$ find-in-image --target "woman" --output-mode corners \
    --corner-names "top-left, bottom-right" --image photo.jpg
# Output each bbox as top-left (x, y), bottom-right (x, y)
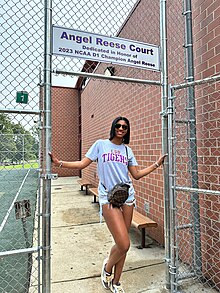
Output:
top-left (49, 116), bottom-right (167, 293)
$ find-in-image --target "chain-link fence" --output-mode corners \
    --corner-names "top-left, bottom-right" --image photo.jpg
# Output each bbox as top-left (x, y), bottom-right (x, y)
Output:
top-left (168, 76), bottom-right (220, 293)
top-left (0, 134), bottom-right (38, 166)
top-left (0, 168), bottom-right (40, 293)
top-left (2, 0), bottom-right (219, 292)
top-left (0, 130), bottom-right (41, 293)
top-left (1, 0), bottom-right (42, 291)
top-left (0, 117), bottom-right (41, 293)
top-left (52, 0), bottom-right (161, 84)
top-left (1, 0), bottom-right (163, 292)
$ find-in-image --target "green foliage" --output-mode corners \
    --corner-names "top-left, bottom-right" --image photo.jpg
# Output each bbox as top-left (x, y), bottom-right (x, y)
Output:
top-left (0, 114), bottom-right (39, 164)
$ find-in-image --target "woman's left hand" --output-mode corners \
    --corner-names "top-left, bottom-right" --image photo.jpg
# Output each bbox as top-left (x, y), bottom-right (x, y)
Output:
top-left (156, 153), bottom-right (168, 167)
top-left (48, 152), bottom-right (60, 166)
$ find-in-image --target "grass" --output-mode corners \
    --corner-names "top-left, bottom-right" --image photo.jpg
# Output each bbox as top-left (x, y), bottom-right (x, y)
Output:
top-left (0, 162), bottom-right (39, 170)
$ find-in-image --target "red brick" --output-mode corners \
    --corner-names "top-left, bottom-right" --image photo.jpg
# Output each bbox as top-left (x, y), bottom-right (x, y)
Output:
top-left (50, 0), bottom-right (220, 264)
top-left (51, 87), bottom-right (80, 177)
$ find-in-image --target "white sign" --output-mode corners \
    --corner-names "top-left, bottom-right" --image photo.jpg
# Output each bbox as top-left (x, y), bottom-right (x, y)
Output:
top-left (52, 26), bottom-right (160, 71)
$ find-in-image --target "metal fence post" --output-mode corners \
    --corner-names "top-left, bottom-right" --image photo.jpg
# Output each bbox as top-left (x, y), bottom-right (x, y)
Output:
top-left (42, 0), bottom-right (52, 292)
top-left (168, 86), bottom-right (178, 293)
top-left (184, 0), bottom-right (202, 275)
top-left (160, 0), bottom-right (170, 289)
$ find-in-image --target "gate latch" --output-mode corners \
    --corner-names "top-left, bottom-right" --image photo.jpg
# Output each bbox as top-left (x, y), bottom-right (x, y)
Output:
top-left (41, 173), bottom-right (58, 180)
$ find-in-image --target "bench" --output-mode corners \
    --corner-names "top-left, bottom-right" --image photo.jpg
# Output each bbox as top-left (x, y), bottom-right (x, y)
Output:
top-left (89, 187), bottom-right (99, 203)
top-left (132, 209), bottom-right (158, 248)
top-left (88, 187), bottom-right (158, 248)
top-left (77, 179), bottom-right (92, 195)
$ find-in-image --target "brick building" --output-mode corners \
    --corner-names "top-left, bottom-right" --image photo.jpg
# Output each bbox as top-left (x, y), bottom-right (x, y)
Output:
top-left (51, 3), bottom-right (220, 285)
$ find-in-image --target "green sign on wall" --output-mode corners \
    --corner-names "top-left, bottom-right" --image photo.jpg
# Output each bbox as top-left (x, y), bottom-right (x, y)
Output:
top-left (16, 91), bottom-right (28, 104)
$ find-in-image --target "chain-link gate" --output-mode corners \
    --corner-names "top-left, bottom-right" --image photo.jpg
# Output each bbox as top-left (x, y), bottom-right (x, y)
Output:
top-left (2, 0), bottom-right (219, 292)
top-left (168, 76), bottom-right (220, 293)
top-left (165, 1), bottom-right (220, 292)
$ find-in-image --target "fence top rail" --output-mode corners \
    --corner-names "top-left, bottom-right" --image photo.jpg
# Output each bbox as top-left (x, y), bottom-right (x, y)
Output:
top-left (175, 186), bottom-right (220, 196)
top-left (0, 108), bottom-right (41, 115)
top-left (170, 74), bottom-right (220, 91)
top-left (53, 69), bottom-right (162, 86)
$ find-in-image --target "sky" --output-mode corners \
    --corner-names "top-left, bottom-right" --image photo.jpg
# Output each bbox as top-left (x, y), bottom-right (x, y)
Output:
top-left (1, 0), bottom-right (138, 127)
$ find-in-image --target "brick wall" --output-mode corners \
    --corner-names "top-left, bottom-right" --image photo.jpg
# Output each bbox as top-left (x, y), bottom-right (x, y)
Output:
top-left (81, 81), bottom-right (164, 245)
top-left (193, 0), bottom-right (220, 286)
top-left (193, 0), bottom-right (220, 80)
top-left (79, 0), bottom-right (220, 251)
top-left (80, 0), bottom-right (165, 244)
top-left (51, 86), bottom-right (80, 177)
top-left (51, 0), bottom-right (220, 259)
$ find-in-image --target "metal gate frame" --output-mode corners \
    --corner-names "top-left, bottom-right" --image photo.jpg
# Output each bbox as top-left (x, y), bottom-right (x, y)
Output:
top-left (42, 1), bottom-right (168, 293)
top-left (160, 1), bottom-right (220, 292)
top-left (43, 1), bottom-right (220, 293)
top-left (3, 0), bottom-right (219, 290)
top-left (2, 0), bottom-right (168, 292)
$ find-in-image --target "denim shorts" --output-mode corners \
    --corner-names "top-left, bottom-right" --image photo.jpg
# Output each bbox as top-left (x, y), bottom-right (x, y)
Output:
top-left (98, 192), bottom-right (136, 222)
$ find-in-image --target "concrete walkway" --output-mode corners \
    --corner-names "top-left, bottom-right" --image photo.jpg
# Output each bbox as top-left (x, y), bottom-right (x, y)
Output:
top-left (51, 176), bottom-right (168, 293)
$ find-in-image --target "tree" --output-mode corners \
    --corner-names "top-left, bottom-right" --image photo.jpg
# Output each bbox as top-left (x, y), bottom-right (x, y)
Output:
top-left (12, 123), bottom-right (39, 163)
top-left (0, 114), bottom-right (39, 164)
top-left (0, 114), bottom-right (17, 163)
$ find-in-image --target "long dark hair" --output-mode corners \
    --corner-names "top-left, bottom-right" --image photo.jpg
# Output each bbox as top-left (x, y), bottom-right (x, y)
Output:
top-left (109, 116), bottom-right (130, 144)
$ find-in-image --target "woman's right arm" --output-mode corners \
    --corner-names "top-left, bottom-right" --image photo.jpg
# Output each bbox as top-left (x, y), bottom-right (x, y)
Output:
top-left (49, 152), bottom-right (92, 170)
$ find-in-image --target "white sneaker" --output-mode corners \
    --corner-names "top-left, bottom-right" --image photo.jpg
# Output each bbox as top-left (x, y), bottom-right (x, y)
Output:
top-left (110, 281), bottom-right (125, 293)
top-left (101, 258), bottom-right (112, 289)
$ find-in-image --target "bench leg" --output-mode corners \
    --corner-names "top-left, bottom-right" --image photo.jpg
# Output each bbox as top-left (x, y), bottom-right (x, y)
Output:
top-left (80, 186), bottom-right (83, 191)
top-left (93, 195), bottom-right (97, 203)
top-left (85, 185), bottom-right (89, 195)
top-left (141, 228), bottom-right (146, 248)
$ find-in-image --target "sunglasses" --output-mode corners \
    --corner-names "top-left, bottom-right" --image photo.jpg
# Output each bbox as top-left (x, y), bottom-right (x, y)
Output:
top-left (115, 123), bottom-right (128, 130)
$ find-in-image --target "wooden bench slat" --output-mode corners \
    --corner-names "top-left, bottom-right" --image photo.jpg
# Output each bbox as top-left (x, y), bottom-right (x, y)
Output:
top-left (132, 210), bottom-right (157, 248)
top-left (89, 187), bottom-right (99, 203)
top-left (132, 210), bottom-right (158, 229)
top-left (89, 187), bottom-right (98, 193)
top-left (77, 179), bottom-right (92, 195)
top-left (77, 179), bottom-right (92, 186)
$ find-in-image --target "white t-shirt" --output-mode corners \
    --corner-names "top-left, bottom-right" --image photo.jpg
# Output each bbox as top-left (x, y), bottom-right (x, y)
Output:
top-left (85, 139), bottom-right (138, 196)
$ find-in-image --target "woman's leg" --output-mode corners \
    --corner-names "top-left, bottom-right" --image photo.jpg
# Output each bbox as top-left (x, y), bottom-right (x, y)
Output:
top-left (102, 203), bottom-right (134, 283)
top-left (113, 204), bottom-right (134, 283)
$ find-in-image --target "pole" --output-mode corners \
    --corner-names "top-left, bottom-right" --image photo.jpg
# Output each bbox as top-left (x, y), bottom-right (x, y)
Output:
top-left (168, 86), bottom-right (178, 292)
top-left (184, 0), bottom-right (202, 275)
top-left (22, 134), bottom-right (25, 168)
top-left (160, 0), bottom-right (170, 289)
top-left (22, 218), bottom-right (32, 293)
top-left (42, 0), bottom-right (52, 292)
